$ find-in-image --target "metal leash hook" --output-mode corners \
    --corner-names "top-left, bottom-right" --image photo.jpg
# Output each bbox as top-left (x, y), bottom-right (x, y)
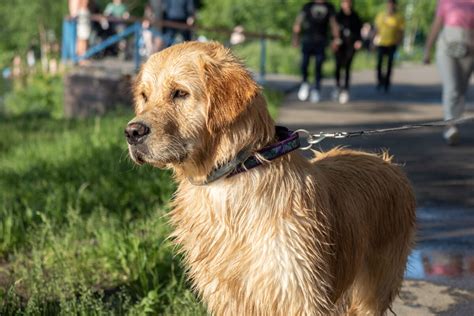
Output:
top-left (307, 134), bottom-right (327, 146)
top-left (331, 131), bottom-right (350, 139)
top-left (293, 129), bottom-right (327, 150)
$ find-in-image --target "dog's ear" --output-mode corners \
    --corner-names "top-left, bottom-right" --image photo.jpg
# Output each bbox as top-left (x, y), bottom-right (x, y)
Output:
top-left (200, 43), bottom-right (260, 132)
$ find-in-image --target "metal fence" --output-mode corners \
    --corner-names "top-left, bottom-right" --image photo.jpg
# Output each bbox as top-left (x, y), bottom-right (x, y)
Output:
top-left (61, 15), bottom-right (283, 81)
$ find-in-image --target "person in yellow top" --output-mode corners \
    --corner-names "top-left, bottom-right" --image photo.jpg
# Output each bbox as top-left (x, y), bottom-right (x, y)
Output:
top-left (374, 0), bottom-right (405, 92)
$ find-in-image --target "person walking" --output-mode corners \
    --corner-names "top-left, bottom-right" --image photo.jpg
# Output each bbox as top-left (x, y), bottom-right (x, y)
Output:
top-left (293, 0), bottom-right (340, 103)
top-left (103, 0), bottom-right (129, 19)
top-left (69, 0), bottom-right (91, 62)
top-left (163, 0), bottom-right (196, 46)
top-left (333, 0), bottom-right (362, 104)
top-left (424, 0), bottom-right (474, 145)
top-left (374, 0), bottom-right (404, 93)
top-left (103, 0), bottom-right (130, 58)
top-left (142, 1), bottom-right (166, 56)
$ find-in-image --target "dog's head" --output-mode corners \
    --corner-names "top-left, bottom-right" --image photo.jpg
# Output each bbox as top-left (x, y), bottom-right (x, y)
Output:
top-left (125, 42), bottom-right (274, 179)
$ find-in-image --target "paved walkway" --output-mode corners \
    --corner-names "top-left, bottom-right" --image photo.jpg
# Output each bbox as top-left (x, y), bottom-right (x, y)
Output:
top-left (275, 64), bottom-right (474, 209)
top-left (271, 64), bottom-right (474, 315)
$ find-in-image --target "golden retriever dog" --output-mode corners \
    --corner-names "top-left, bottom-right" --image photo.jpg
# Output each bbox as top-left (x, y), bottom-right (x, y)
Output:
top-left (125, 41), bottom-right (416, 316)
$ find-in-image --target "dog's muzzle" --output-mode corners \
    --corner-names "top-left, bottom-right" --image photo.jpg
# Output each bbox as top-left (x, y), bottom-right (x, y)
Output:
top-left (125, 122), bottom-right (150, 145)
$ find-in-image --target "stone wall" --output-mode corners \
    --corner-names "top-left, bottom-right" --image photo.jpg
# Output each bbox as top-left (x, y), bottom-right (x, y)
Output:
top-left (64, 66), bottom-right (134, 118)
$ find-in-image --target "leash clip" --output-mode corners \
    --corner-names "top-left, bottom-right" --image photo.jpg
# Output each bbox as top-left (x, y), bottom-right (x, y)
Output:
top-left (294, 129), bottom-right (325, 150)
top-left (333, 132), bottom-right (349, 139)
top-left (294, 129), bottom-right (349, 150)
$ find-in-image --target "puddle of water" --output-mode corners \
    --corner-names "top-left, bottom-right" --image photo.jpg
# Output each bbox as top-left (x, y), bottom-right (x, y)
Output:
top-left (405, 206), bottom-right (474, 280)
top-left (405, 249), bottom-right (474, 279)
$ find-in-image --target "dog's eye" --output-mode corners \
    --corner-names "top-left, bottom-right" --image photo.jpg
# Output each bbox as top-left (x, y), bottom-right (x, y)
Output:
top-left (172, 89), bottom-right (189, 100)
top-left (141, 92), bottom-right (148, 103)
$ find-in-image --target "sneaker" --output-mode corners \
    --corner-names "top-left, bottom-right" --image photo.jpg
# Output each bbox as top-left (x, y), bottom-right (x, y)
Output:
top-left (309, 89), bottom-right (321, 103)
top-left (297, 82), bottom-right (310, 101)
top-left (443, 126), bottom-right (460, 146)
top-left (338, 90), bottom-right (350, 104)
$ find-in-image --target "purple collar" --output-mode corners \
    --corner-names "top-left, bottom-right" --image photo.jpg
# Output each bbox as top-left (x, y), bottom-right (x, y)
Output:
top-left (188, 126), bottom-right (300, 185)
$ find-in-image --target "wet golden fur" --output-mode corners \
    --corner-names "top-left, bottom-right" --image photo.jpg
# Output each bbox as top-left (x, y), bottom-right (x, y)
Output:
top-left (126, 42), bottom-right (416, 315)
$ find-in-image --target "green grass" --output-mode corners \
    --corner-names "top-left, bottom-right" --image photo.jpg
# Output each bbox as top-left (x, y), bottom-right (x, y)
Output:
top-left (0, 111), bottom-right (205, 315)
top-left (263, 89), bottom-right (283, 119)
top-left (1, 73), bottom-right (63, 119)
top-left (0, 74), bottom-right (282, 314)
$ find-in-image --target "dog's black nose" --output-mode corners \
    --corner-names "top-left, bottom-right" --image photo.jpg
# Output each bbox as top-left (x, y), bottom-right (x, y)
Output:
top-left (125, 122), bottom-right (150, 145)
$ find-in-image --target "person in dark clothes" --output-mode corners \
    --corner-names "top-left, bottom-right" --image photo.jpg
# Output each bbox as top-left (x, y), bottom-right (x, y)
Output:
top-left (333, 0), bottom-right (362, 104)
top-left (163, 0), bottom-right (195, 45)
top-left (293, 0), bottom-right (340, 103)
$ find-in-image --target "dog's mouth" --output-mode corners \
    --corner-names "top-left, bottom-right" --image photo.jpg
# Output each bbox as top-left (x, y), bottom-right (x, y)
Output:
top-left (128, 143), bottom-right (189, 168)
top-left (129, 147), bottom-right (148, 165)
top-left (134, 153), bottom-right (146, 165)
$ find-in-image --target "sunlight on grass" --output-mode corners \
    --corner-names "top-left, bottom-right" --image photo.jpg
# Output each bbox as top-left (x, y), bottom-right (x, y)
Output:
top-left (0, 111), bottom-right (207, 315)
top-left (0, 83), bottom-right (282, 314)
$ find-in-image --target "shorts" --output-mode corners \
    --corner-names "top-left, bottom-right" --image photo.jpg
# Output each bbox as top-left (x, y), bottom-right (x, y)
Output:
top-left (77, 9), bottom-right (91, 40)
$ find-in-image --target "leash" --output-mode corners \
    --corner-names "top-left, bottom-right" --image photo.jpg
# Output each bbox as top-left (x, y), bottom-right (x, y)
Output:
top-left (187, 116), bottom-right (474, 185)
top-left (294, 116), bottom-right (474, 150)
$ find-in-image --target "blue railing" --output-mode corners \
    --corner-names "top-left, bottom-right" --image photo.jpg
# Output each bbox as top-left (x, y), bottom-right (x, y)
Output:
top-left (61, 18), bottom-right (142, 71)
top-left (61, 17), bottom-right (275, 81)
top-left (61, 18), bottom-right (77, 62)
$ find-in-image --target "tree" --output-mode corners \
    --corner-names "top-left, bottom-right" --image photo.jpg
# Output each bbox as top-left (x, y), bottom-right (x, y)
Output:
top-left (198, 0), bottom-right (435, 41)
top-left (0, 0), bottom-right (67, 66)
top-left (399, 0), bottom-right (437, 50)
top-left (199, 0), bottom-right (307, 39)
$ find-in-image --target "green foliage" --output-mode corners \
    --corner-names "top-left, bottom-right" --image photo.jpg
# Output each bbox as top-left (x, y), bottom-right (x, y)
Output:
top-left (0, 110), bottom-right (196, 314)
top-left (200, 0), bottom-right (305, 39)
top-left (349, 0), bottom-right (384, 23)
top-left (1, 206), bottom-right (205, 315)
top-left (399, 0), bottom-right (437, 39)
top-left (0, 83), bottom-right (282, 314)
top-left (2, 73), bottom-right (64, 118)
top-left (234, 41), bottom-right (301, 75)
top-left (0, 113), bottom-right (174, 252)
top-left (234, 40), bottom-right (375, 80)
top-left (263, 90), bottom-right (284, 119)
top-left (198, 0), bottom-right (435, 40)
top-left (0, 0), bottom-right (67, 55)
top-left (0, 0), bottom-right (437, 71)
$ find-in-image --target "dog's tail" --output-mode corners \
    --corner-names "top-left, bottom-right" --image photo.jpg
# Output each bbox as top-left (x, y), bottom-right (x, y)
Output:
top-left (311, 147), bottom-right (394, 164)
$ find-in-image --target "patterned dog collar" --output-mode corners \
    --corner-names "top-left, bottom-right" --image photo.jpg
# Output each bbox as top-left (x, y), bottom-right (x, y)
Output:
top-left (228, 126), bottom-right (300, 177)
top-left (188, 126), bottom-right (301, 185)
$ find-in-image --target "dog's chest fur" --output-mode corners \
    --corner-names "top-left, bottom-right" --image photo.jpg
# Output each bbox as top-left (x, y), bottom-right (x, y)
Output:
top-left (169, 168), bottom-right (334, 315)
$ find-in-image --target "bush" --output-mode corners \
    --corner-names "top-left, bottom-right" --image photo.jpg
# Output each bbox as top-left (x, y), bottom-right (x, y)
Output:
top-left (3, 73), bottom-right (63, 118)
top-left (233, 40), bottom-right (301, 75)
